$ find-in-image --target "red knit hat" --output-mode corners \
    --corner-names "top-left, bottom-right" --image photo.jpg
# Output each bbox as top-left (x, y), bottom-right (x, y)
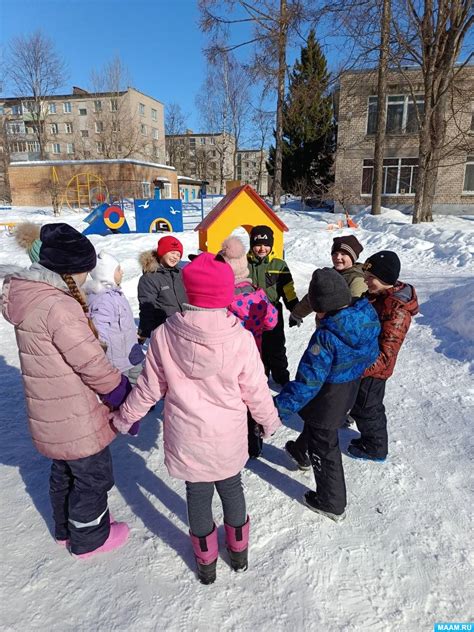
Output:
top-left (182, 252), bottom-right (235, 308)
top-left (157, 235), bottom-right (183, 259)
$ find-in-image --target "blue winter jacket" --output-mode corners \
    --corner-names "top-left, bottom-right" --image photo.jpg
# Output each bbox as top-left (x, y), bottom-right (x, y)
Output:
top-left (276, 298), bottom-right (380, 419)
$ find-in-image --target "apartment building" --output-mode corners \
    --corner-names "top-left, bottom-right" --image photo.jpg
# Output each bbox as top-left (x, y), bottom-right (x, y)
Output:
top-left (165, 130), bottom-right (235, 195)
top-left (334, 65), bottom-right (474, 214)
top-left (236, 149), bottom-right (269, 196)
top-left (0, 86), bottom-right (166, 200)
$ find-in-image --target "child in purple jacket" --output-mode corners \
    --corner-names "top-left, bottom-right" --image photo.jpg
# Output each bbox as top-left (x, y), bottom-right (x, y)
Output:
top-left (220, 236), bottom-right (277, 457)
top-left (86, 251), bottom-right (145, 385)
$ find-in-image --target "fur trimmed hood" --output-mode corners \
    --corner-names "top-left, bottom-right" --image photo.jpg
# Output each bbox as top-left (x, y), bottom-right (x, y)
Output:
top-left (139, 250), bottom-right (161, 273)
top-left (14, 223), bottom-right (42, 263)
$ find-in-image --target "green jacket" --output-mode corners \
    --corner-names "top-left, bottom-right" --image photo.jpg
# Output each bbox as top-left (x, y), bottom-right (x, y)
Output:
top-left (247, 251), bottom-right (298, 310)
top-left (292, 263), bottom-right (367, 320)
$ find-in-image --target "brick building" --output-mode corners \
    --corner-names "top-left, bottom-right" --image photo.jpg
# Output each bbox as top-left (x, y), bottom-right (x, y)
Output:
top-left (0, 86), bottom-right (166, 201)
top-left (8, 159), bottom-right (177, 208)
top-left (236, 149), bottom-right (270, 196)
top-left (165, 130), bottom-right (235, 195)
top-left (334, 65), bottom-right (474, 214)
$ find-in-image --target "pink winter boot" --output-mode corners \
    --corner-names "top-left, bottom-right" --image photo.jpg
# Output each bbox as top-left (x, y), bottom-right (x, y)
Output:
top-left (56, 513), bottom-right (116, 548)
top-left (72, 522), bottom-right (129, 560)
top-left (224, 517), bottom-right (250, 572)
top-left (190, 525), bottom-right (219, 585)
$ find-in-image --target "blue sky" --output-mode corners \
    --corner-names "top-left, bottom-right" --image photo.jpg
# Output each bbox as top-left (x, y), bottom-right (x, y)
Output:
top-left (0, 0), bottom-right (330, 136)
top-left (0, 0), bottom-right (211, 129)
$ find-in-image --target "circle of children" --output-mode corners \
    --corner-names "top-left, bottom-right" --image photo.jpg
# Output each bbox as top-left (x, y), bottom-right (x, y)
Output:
top-left (2, 221), bottom-right (418, 585)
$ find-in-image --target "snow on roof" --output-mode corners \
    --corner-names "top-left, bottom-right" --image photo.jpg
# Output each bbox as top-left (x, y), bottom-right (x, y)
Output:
top-left (9, 158), bottom-right (176, 171)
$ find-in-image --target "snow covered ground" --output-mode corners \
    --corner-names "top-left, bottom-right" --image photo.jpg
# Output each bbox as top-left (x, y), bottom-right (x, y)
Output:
top-left (0, 205), bottom-right (473, 632)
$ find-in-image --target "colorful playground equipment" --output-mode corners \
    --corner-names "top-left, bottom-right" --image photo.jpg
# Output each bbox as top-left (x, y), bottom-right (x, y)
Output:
top-left (83, 197), bottom-right (183, 236)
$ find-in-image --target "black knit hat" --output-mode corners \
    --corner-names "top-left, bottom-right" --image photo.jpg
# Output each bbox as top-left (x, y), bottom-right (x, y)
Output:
top-left (250, 225), bottom-right (274, 249)
top-left (363, 250), bottom-right (400, 285)
top-left (39, 223), bottom-right (97, 274)
top-left (308, 267), bottom-right (352, 313)
top-left (331, 235), bottom-right (363, 263)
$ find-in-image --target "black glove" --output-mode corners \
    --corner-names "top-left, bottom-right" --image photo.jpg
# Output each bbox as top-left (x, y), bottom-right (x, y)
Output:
top-left (289, 314), bottom-right (302, 328)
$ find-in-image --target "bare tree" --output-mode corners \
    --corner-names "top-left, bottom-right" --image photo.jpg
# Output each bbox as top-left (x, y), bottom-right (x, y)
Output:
top-left (393, 0), bottom-right (473, 223)
top-left (250, 103), bottom-right (274, 193)
top-left (165, 103), bottom-right (188, 167)
top-left (75, 56), bottom-right (147, 160)
top-left (199, 0), bottom-right (322, 210)
top-left (371, 0), bottom-right (392, 215)
top-left (6, 30), bottom-right (67, 159)
top-left (196, 61), bottom-right (236, 193)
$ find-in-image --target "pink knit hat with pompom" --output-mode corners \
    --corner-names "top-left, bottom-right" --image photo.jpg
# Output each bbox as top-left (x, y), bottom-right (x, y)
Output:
top-left (219, 236), bottom-right (251, 283)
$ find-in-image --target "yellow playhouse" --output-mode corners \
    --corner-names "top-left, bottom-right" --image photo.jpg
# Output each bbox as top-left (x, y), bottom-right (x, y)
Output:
top-left (195, 184), bottom-right (289, 258)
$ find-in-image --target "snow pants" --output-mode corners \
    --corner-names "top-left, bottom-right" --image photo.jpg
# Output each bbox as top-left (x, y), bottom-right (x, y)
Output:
top-left (350, 377), bottom-right (388, 458)
top-left (49, 446), bottom-right (114, 554)
top-left (262, 302), bottom-right (290, 385)
top-left (185, 473), bottom-right (247, 538)
top-left (295, 380), bottom-right (362, 515)
top-left (247, 410), bottom-right (263, 458)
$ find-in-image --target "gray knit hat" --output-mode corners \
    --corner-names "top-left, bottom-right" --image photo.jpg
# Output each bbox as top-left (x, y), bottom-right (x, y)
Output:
top-left (308, 267), bottom-right (352, 313)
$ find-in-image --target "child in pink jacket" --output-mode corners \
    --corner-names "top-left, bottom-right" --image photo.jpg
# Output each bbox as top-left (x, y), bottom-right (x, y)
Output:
top-left (113, 252), bottom-right (281, 585)
top-left (2, 224), bottom-right (131, 559)
top-left (219, 235), bottom-right (278, 458)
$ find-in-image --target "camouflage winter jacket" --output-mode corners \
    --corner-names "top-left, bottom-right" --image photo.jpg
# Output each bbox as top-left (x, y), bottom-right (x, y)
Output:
top-left (363, 282), bottom-right (419, 380)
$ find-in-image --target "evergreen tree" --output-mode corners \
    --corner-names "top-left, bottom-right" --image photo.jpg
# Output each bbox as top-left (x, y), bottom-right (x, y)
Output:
top-left (268, 31), bottom-right (334, 198)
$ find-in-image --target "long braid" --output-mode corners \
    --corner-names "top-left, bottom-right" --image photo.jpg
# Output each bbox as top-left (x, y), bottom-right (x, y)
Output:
top-left (61, 273), bottom-right (101, 341)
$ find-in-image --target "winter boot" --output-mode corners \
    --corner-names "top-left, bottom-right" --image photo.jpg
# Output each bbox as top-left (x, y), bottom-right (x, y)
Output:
top-left (190, 526), bottom-right (218, 585)
top-left (72, 522), bottom-right (130, 559)
top-left (303, 491), bottom-right (346, 523)
top-left (56, 512), bottom-right (115, 548)
top-left (347, 443), bottom-right (387, 462)
top-left (285, 440), bottom-right (311, 471)
top-left (224, 517), bottom-right (250, 572)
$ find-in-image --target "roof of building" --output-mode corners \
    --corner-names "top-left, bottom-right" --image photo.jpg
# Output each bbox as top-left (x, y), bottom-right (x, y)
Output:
top-left (195, 184), bottom-right (288, 232)
top-left (1, 86), bottom-right (164, 104)
top-left (9, 158), bottom-right (176, 171)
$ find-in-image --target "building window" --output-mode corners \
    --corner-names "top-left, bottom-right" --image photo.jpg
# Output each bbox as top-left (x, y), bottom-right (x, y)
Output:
top-left (152, 128), bottom-right (159, 140)
top-left (95, 121), bottom-right (104, 133)
top-left (9, 141), bottom-right (26, 153)
top-left (112, 121), bottom-right (120, 132)
top-left (65, 122), bottom-right (73, 134)
top-left (63, 102), bottom-right (72, 113)
top-left (81, 130), bottom-right (89, 138)
top-left (367, 95), bottom-right (424, 135)
top-left (142, 182), bottom-right (151, 198)
top-left (139, 103), bottom-right (145, 116)
top-left (361, 157), bottom-right (418, 195)
top-left (84, 150), bottom-right (91, 159)
top-left (11, 104), bottom-right (22, 115)
top-left (151, 108), bottom-right (157, 121)
top-left (28, 141), bottom-right (40, 152)
top-left (7, 121), bottom-right (25, 135)
top-left (463, 156), bottom-right (474, 193)
top-left (210, 137), bottom-right (216, 145)
top-left (96, 142), bottom-right (104, 154)
top-left (66, 143), bottom-right (75, 154)
top-left (50, 123), bottom-right (58, 135)
top-left (110, 99), bottom-right (118, 112)
top-left (200, 137), bottom-right (206, 145)
top-left (52, 143), bottom-right (61, 154)
top-left (0, 105), bottom-right (4, 115)
top-left (189, 138), bottom-right (196, 147)
top-left (163, 183), bottom-right (172, 199)
top-left (49, 102), bottom-right (57, 114)
top-left (141, 123), bottom-right (147, 135)
top-left (94, 100), bottom-right (102, 112)
top-left (79, 108), bottom-right (87, 116)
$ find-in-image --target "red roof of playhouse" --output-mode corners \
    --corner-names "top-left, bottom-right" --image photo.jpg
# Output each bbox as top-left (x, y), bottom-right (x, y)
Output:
top-left (195, 184), bottom-right (289, 232)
